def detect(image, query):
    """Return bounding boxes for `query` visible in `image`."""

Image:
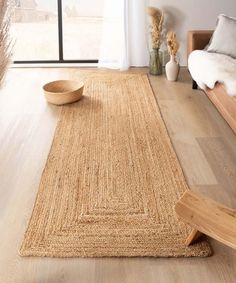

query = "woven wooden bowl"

[43,80,84,105]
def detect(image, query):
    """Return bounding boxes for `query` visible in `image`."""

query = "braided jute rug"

[20,72,211,258]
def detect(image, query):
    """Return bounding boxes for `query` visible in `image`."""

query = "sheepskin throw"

[188,50,236,97]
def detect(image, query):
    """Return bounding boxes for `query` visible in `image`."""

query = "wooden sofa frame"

[187,31,236,134]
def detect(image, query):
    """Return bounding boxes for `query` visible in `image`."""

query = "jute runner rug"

[20,72,211,257]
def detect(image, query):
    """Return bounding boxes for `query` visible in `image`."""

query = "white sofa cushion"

[207,14,236,58]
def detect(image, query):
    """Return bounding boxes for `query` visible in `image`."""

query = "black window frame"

[13,0,98,64]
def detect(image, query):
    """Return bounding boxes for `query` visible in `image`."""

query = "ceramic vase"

[149,48,163,76]
[165,55,180,81]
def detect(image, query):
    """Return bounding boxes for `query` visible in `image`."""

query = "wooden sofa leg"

[185,229,203,246]
[192,80,198,90]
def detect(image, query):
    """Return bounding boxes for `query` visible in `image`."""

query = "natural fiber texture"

[20,72,211,258]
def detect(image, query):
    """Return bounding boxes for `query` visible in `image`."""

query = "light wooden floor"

[0,68,235,283]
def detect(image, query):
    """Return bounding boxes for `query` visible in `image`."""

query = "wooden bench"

[175,191,236,249]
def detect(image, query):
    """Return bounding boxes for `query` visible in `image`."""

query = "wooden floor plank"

[197,137,236,198]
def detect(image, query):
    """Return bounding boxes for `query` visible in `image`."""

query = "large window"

[62,0,104,60]
[11,0,105,63]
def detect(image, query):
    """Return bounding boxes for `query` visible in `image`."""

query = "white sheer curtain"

[98,0,149,70]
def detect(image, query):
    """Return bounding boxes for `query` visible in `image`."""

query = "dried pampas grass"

[147,7,164,49]
[167,31,179,57]
[0,0,12,87]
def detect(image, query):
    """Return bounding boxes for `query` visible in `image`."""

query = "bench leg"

[185,229,203,246]
[192,80,198,90]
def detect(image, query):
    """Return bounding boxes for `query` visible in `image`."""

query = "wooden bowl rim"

[43,80,84,95]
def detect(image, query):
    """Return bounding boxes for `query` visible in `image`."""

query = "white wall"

[149,0,236,65]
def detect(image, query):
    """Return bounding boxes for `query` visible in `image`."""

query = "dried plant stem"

[147,7,164,49]
[0,0,12,87]
[167,31,180,57]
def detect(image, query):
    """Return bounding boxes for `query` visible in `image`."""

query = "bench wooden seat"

[175,191,236,249]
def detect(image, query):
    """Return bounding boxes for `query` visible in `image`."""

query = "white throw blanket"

[188,50,236,97]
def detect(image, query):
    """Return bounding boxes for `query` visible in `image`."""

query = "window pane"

[11,0,59,61]
[62,0,105,60]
